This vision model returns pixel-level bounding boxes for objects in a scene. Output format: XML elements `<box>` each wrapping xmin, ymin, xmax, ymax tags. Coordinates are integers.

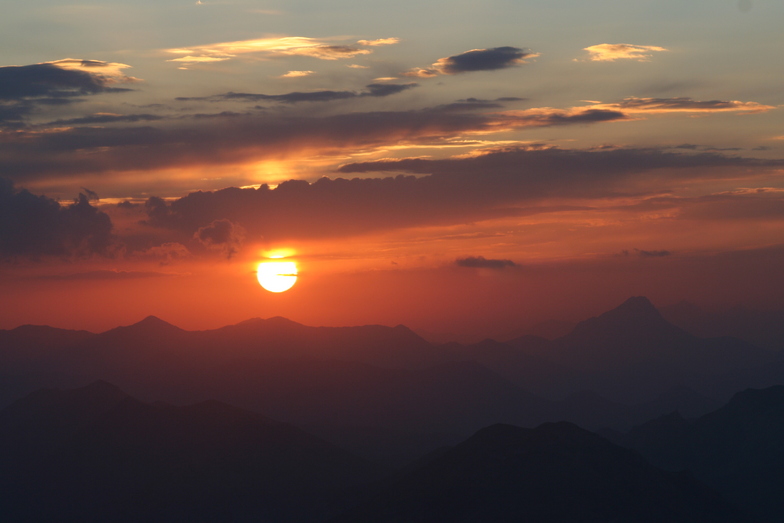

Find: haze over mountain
<box><xmin>618</xmin><ymin>385</ymin><xmax>784</xmax><ymax>523</ymax></box>
<box><xmin>331</xmin><ymin>422</ymin><xmax>744</xmax><ymax>523</ymax></box>
<box><xmin>0</xmin><ymin>381</ymin><xmax>384</xmax><ymax>522</ymax></box>
<box><xmin>1</xmin><ymin>296</ymin><xmax>777</xmax><ymax>463</ymax></box>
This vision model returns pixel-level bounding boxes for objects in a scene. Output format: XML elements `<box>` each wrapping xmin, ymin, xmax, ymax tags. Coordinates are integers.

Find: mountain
<box><xmin>331</xmin><ymin>422</ymin><xmax>744</xmax><ymax>523</ymax></box>
<box><xmin>544</xmin><ymin>297</ymin><xmax>773</xmax><ymax>402</ymax></box>
<box><xmin>622</xmin><ymin>385</ymin><xmax>784</xmax><ymax>523</ymax></box>
<box><xmin>0</xmin><ymin>324</ymin><xmax>96</xmax><ymax>407</ymax></box>
<box><xmin>0</xmin><ymin>381</ymin><xmax>385</xmax><ymax>522</ymax></box>
<box><xmin>1</xmin><ymin>299</ymin><xmax>779</xmax><ymax>462</ymax></box>
<box><xmin>661</xmin><ymin>300</ymin><xmax>784</xmax><ymax>352</ymax></box>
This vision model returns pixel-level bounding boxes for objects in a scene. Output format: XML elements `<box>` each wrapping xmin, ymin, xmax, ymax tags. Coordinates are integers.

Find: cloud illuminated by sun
<box><xmin>278</xmin><ymin>70</ymin><xmax>315</xmax><ymax>78</ymax></box>
<box><xmin>165</xmin><ymin>36</ymin><xmax>372</xmax><ymax>65</ymax></box>
<box><xmin>357</xmin><ymin>38</ymin><xmax>400</xmax><ymax>46</ymax></box>
<box><xmin>46</xmin><ymin>58</ymin><xmax>140</xmax><ymax>83</ymax></box>
<box><xmin>582</xmin><ymin>43</ymin><xmax>668</xmax><ymax>62</ymax></box>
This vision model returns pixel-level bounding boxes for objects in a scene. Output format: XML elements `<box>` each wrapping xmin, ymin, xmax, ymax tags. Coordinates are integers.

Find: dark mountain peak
<box><xmin>77</xmin><ymin>380</ymin><xmax>128</xmax><ymax>399</ymax></box>
<box><xmin>724</xmin><ymin>385</ymin><xmax>784</xmax><ymax>415</ymax></box>
<box><xmin>611</xmin><ymin>296</ymin><xmax>661</xmax><ymax>318</ymax></box>
<box><xmin>134</xmin><ymin>315</ymin><xmax>182</xmax><ymax>330</ymax></box>
<box><xmin>560</xmin><ymin>295</ymin><xmax>688</xmax><ymax>344</ymax></box>
<box><xmin>102</xmin><ymin>315</ymin><xmax>184</xmax><ymax>337</ymax></box>
<box><xmin>392</xmin><ymin>324</ymin><xmax>417</xmax><ymax>335</ymax></box>
<box><xmin>465</xmin><ymin>421</ymin><xmax>598</xmax><ymax>451</ymax></box>
<box><xmin>265</xmin><ymin>315</ymin><xmax>299</xmax><ymax>324</ymax></box>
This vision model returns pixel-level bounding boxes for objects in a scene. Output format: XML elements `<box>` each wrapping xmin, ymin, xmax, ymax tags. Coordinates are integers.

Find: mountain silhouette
<box><xmin>622</xmin><ymin>384</ymin><xmax>784</xmax><ymax>522</ymax></box>
<box><xmin>331</xmin><ymin>422</ymin><xmax>744</xmax><ymax>522</ymax></box>
<box><xmin>544</xmin><ymin>296</ymin><xmax>772</xmax><ymax>402</ymax></box>
<box><xmin>0</xmin><ymin>381</ymin><xmax>385</xmax><ymax>522</ymax></box>
<box><xmin>0</xmin><ymin>297</ymin><xmax>778</xmax><ymax>463</ymax></box>
<box><xmin>661</xmin><ymin>300</ymin><xmax>784</xmax><ymax>351</ymax></box>
<box><xmin>103</xmin><ymin>315</ymin><xmax>185</xmax><ymax>336</ymax></box>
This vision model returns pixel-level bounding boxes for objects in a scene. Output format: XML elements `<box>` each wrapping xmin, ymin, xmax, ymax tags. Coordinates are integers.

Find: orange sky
<box><xmin>1</xmin><ymin>1</ymin><xmax>783</xmax><ymax>337</ymax></box>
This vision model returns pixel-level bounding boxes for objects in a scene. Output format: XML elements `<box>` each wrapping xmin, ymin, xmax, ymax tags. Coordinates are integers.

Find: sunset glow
<box><xmin>2</xmin><ymin>3</ymin><xmax>784</xmax><ymax>520</ymax></box>
<box><xmin>0</xmin><ymin>0</ymin><xmax>781</xmax><ymax>338</ymax></box>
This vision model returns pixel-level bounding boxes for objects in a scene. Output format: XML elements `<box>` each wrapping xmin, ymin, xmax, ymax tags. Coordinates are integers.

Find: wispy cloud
<box><xmin>588</xmin><ymin>97</ymin><xmax>774</xmax><ymax>114</ymax></box>
<box><xmin>357</xmin><ymin>38</ymin><xmax>400</xmax><ymax>46</ymax></box>
<box><xmin>582</xmin><ymin>43</ymin><xmax>667</xmax><ymax>62</ymax></box>
<box><xmin>176</xmin><ymin>83</ymin><xmax>418</xmax><ymax>104</ymax></box>
<box><xmin>456</xmin><ymin>256</ymin><xmax>519</xmax><ymax>269</ymax></box>
<box><xmin>278</xmin><ymin>70</ymin><xmax>315</xmax><ymax>78</ymax></box>
<box><xmin>165</xmin><ymin>36</ymin><xmax>372</xmax><ymax>65</ymax></box>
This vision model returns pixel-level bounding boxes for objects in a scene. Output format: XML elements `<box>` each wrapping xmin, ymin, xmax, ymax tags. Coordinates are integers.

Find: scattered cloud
<box><xmin>593</xmin><ymin>97</ymin><xmax>774</xmax><ymax>114</ymax></box>
<box><xmin>165</xmin><ymin>36</ymin><xmax>372</xmax><ymax>65</ymax></box>
<box><xmin>0</xmin><ymin>179</ymin><xmax>113</xmax><ymax>258</ymax></box>
<box><xmin>347</xmin><ymin>64</ymin><xmax>369</xmax><ymax>69</ymax></box>
<box><xmin>193</xmin><ymin>218</ymin><xmax>245</xmax><ymax>259</ymax></box>
<box><xmin>405</xmin><ymin>46</ymin><xmax>538</xmax><ymax>77</ymax></box>
<box><xmin>46</xmin><ymin>113</ymin><xmax>164</xmax><ymax>126</ymax></box>
<box><xmin>402</xmin><ymin>67</ymin><xmax>440</xmax><ymax>78</ymax></box>
<box><xmin>636</xmin><ymin>249</ymin><xmax>672</xmax><ymax>258</ymax></box>
<box><xmin>176</xmin><ymin>83</ymin><xmax>418</xmax><ymax>104</ymax></box>
<box><xmin>456</xmin><ymin>256</ymin><xmax>518</xmax><ymax>269</ymax></box>
<box><xmin>31</xmin><ymin>270</ymin><xmax>171</xmax><ymax>281</ymax></box>
<box><xmin>0</xmin><ymin>59</ymin><xmax>137</xmax><ymax>101</ymax></box>
<box><xmin>358</xmin><ymin>38</ymin><xmax>400</xmax><ymax>46</ymax></box>
<box><xmin>582</xmin><ymin>43</ymin><xmax>668</xmax><ymax>62</ymax></box>
<box><xmin>278</xmin><ymin>70</ymin><xmax>315</xmax><ymax>78</ymax></box>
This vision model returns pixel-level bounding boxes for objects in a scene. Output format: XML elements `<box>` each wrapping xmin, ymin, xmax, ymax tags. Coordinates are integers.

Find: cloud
<box><xmin>0</xmin><ymin>179</ymin><xmax>113</xmax><ymax>258</ymax></box>
<box><xmin>278</xmin><ymin>70</ymin><xmax>315</xmax><ymax>78</ymax></box>
<box><xmin>165</xmin><ymin>36</ymin><xmax>372</xmax><ymax>65</ymax></box>
<box><xmin>456</xmin><ymin>256</ymin><xmax>518</xmax><ymax>269</ymax></box>
<box><xmin>594</xmin><ymin>97</ymin><xmax>773</xmax><ymax>114</ymax></box>
<box><xmin>358</xmin><ymin>38</ymin><xmax>400</xmax><ymax>46</ymax></box>
<box><xmin>635</xmin><ymin>249</ymin><xmax>672</xmax><ymax>258</ymax></box>
<box><xmin>32</xmin><ymin>270</ymin><xmax>170</xmax><ymax>281</ymax></box>
<box><xmin>0</xmin><ymin>59</ymin><xmax>137</xmax><ymax>101</ymax></box>
<box><xmin>582</xmin><ymin>43</ymin><xmax>668</xmax><ymax>62</ymax></box>
<box><xmin>193</xmin><ymin>218</ymin><xmax>245</xmax><ymax>258</ymax></box>
<box><xmin>405</xmin><ymin>46</ymin><xmax>538</xmax><ymax>77</ymax></box>
<box><xmin>5</xmin><ymin>92</ymin><xmax>770</xmax><ymax>187</ymax></box>
<box><xmin>138</xmin><ymin>147</ymin><xmax>783</xmax><ymax>243</ymax></box>
<box><xmin>133</xmin><ymin>242</ymin><xmax>192</xmax><ymax>265</ymax></box>
<box><xmin>176</xmin><ymin>83</ymin><xmax>418</xmax><ymax>104</ymax></box>
<box><xmin>402</xmin><ymin>68</ymin><xmax>440</xmax><ymax>78</ymax></box>
<box><xmin>0</xmin><ymin>59</ymin><xmax>139</xmax><ymax>128</ymax></box>
<box><xmin>47</xmin><ymin>113</ymin><xmax>164</xmax><ymax>126</ymax></box>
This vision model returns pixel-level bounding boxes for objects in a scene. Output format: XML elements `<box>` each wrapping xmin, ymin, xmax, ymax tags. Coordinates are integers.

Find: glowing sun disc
<box><xmin>257</xmin><ymin>261</ymin><xmax>298</xmax><ymax>292</ymax></box>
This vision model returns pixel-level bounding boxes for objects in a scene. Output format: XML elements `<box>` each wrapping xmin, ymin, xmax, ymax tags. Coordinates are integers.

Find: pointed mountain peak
<box><xmin>101</xmin><ymin>315</ymin><xmax>184</xmax><ymax>336</ymax></box>
<box><xmin>589</xmin><ymin>296</ymin><xmax>667</xmax><ymax>327</ymax></box>
<box><xmin>263</xmin><ymin>316</ymin><xmax>304</xmax><ymax>328</ymax></box>
<box><xmin>611</xmin><ymin>296</ymin><xmax>660</xmax><ymax>317</ymax></box>
<box><xmin>134</xmin><ymin>315</ymin><xmax>179</xmax><ymax>329</ymax></box>
<box><xmin>560</xmin><ymin>295</ymin><xmax>690</xmax><ymax>345</ymax></box>
<box><xmin>76</xmin><ymin>380</ymin><xmax>129</xmax><ymax>400</ymax></box>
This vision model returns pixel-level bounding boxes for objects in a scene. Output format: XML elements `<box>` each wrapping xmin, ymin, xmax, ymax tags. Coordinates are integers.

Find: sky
<box><xmin>1</xmin><ymin>0</ymin><xmax>783</xmax><ymax>339</ymax></box>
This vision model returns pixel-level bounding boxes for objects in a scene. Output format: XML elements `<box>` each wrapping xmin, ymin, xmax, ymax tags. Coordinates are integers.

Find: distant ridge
<box><xmin>332</xmin><ymin>421</ymin><xmax>744</xmax><ymax>522</ymax></box>
<box><xmin>100</xmin><ymin>315</ymin><xmax>185</xmax><ymax>336</ymax></box>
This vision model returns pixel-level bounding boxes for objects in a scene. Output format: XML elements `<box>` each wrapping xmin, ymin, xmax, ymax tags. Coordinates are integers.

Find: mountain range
<box><xmin>0</xmin><ymin>296</ymin><xmax>780</xmax><ymax>464</ymax></box>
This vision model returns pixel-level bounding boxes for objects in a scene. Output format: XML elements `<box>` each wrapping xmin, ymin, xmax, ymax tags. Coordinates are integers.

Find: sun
<box><xmin>257</xmin><ymin>260</ymin><xmax>298</xmax><ymax>293</ymax></box>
